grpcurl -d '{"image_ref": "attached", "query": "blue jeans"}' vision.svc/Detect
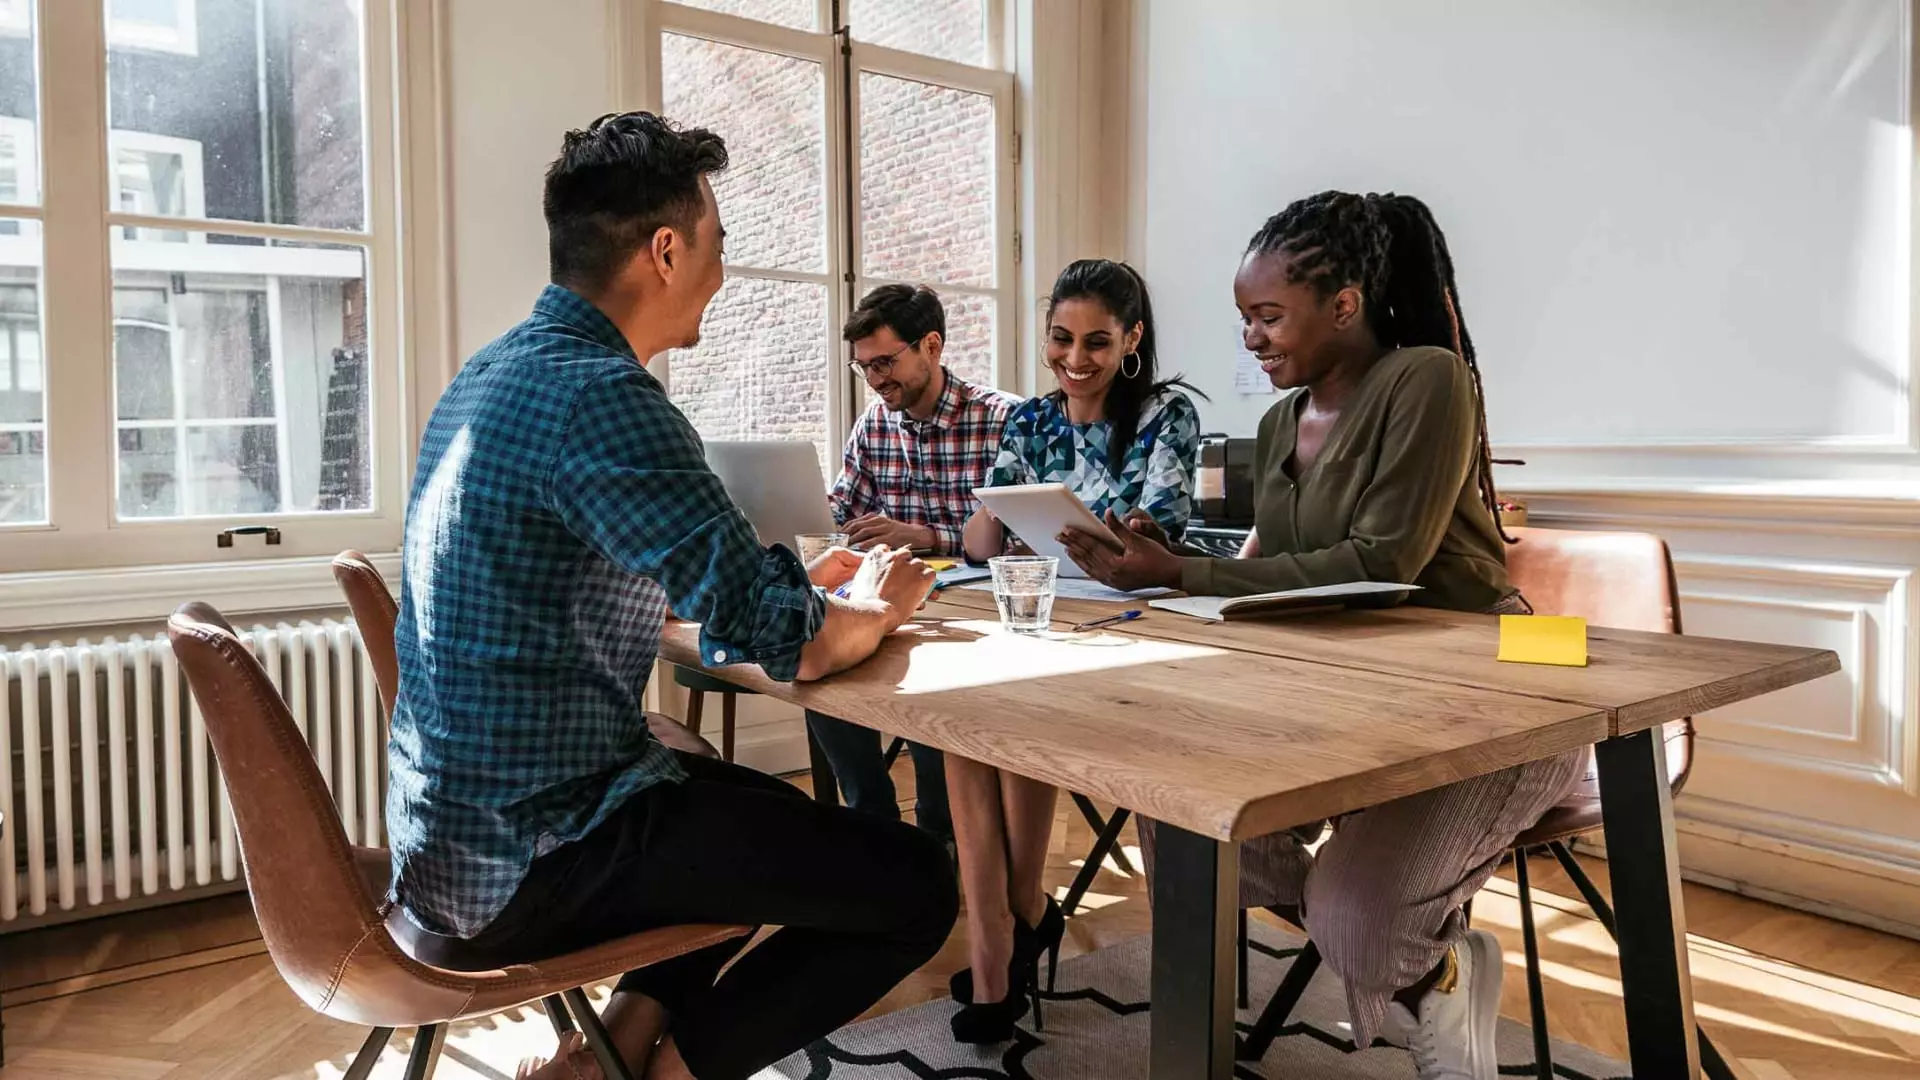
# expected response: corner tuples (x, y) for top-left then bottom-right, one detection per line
(804, 710), (951, 842)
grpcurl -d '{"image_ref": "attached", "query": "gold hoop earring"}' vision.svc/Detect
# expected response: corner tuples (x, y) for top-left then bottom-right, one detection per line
(1121, 352), (1142, 380)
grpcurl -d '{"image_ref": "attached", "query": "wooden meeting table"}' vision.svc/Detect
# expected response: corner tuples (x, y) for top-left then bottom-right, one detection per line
(661, 592), (1838, 1080)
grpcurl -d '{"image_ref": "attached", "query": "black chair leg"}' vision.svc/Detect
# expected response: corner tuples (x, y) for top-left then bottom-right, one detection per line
(1515, 849), (1555, 1079)
(402, 1024), (445, 1080)
(1071, 793), (1137, 874)
(1547, 841), (1739, 1080)
(1060, 806), (1132, 918)
(1237, 939), (1321, 1061)
(1548, 841), (1618, 934)
(342, 1026), (395, 1080)
(566, 986), (640, 1080)
(883, 735), (906, 767)
(1238, 908), (1251, 1009)
(720, 691), (737, 762)
(543, 994), (576, 1037)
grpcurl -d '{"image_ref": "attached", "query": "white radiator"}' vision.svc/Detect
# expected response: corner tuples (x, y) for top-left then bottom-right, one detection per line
(0, 619), (386, 926)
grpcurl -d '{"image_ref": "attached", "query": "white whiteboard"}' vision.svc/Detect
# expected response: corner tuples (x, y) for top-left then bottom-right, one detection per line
(1141, 0), (1912, 447)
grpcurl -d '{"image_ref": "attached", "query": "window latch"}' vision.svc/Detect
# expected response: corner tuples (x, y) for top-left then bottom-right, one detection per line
(217, 525), (283, 549)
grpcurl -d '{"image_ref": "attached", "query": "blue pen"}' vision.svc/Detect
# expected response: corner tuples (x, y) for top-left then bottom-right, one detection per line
(1071, 609), (1142, 632)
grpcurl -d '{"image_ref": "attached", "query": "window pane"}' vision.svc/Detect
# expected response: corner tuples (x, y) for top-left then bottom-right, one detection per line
(0, 230), (42, 523)
(673, 276), (830, 480)
(859, 73), (995, 286)
(0, 0), (38, 212)
(662, 35), (826, 274)
(183, 424), (280, 516)
(112, 234), (372, 519)
(670, 0), (816, 31)
(849, 0), (987, 66)
(0, 427), (45, 524)
(937, 290), (997, 391)
(117, 426), (177, 518)
(105, 0), (366, 230)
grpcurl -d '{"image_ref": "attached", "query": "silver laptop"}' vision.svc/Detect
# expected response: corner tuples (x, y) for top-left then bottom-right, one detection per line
(704, 440), (837, 550)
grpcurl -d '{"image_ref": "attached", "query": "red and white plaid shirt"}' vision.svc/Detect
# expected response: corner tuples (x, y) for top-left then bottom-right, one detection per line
(829, 368), (1019, 556)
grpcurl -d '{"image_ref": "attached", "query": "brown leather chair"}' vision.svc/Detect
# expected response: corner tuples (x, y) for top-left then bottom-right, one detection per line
(330, 551), (719, 760)
(1499, 528), (1731, 1079)
(167, 600), (751, 1080)
(1240, 529), (1730, 1076)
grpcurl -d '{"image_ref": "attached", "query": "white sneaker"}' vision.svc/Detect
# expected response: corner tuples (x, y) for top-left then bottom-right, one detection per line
(1387, 928), (1503, 1080)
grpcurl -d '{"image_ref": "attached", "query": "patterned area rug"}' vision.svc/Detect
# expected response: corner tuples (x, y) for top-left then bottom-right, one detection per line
(758, 924), (1631, 1079)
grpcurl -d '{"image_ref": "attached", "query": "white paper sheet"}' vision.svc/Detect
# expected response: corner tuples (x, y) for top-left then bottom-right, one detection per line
(1233, 326), (1275, 395)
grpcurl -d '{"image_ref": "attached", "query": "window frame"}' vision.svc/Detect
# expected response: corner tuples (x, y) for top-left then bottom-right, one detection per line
(639, 0), (1017, 467)
(0, 0), (407, 574)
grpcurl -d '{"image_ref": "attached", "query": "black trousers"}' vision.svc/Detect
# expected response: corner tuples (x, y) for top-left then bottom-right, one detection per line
(412, 752), (958, 1080)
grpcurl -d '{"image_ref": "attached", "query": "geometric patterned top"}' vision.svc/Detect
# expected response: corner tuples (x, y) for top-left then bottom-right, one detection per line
(987, 388), (1202, 538)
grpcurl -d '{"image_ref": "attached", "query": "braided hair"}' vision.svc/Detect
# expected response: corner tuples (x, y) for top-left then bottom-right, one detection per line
(1245, 192), (1513, 541)
(1045, 259), (1204, 478)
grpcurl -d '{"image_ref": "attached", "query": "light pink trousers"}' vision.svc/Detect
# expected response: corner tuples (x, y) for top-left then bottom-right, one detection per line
(1140, 748), (1586, 1045)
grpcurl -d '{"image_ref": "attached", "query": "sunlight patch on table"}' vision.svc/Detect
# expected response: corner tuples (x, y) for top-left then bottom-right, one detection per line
(893, 620), (1225, 695)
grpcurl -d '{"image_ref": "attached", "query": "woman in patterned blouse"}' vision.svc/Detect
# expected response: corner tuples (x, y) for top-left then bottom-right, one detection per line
(947, 259), (1202, 1043)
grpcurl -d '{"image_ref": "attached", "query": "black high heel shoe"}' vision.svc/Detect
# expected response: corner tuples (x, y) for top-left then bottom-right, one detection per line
(949, 970), (1033, 1044)
(949, 896), (1066, 1032)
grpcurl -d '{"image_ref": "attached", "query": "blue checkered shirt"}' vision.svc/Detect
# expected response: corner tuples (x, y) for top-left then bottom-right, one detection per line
(387, 285), (827, 937)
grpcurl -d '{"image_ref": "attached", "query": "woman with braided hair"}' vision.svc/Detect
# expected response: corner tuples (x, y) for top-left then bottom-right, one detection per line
(1062, 192), (1583, 1080)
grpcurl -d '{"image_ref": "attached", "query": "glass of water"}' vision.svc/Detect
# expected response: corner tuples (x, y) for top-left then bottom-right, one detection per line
(989, 555), (1059, 634)
(795, 532), (851, 565)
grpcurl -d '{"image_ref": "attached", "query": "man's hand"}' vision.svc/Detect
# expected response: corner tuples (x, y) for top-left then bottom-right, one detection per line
(1059, 508), (1184, 592)
(845, 513), (935, 552)
(805, 546), (865, 591)
(845, 545), (935, 619)
(875, 549), (938, 619)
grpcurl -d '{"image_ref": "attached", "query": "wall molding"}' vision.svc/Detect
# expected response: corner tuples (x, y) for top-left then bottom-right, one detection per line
(1578, 794), (1920, 939)
(1676, 554), (1916, 795)
(1511, 484), (1920, 536)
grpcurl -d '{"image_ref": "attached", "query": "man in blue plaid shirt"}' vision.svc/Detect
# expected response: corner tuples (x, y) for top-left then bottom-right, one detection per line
(388, 112), (954, 1080)
(809, 286), (1017, 848)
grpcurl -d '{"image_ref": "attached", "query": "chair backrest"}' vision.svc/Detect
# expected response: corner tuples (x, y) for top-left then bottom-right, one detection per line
(333, 550), (400, 714)
(168, 601), (464, 1024)
(1504, 527), (1694, 789)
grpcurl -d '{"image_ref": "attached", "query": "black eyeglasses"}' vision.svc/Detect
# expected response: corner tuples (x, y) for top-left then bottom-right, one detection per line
(847, 338), (921, 378)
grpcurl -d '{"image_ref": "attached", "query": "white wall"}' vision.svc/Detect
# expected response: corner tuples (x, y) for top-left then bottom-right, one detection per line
(445, 0), (616, 360)
(1136, 0), (1920, 935)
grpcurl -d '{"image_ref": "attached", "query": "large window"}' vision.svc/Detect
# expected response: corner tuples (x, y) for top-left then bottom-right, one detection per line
(650, 0), (1015, 478)
(0, 0), (402, 572)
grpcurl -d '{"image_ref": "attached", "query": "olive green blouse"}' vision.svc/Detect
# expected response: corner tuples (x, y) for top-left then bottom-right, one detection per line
(1178, 346), (1513, 612)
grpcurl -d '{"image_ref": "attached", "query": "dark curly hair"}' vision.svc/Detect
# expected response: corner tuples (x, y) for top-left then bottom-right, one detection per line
(1246, 192), (1510, 540)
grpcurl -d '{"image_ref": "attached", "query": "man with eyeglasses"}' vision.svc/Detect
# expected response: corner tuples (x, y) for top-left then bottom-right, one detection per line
(811, 283), (1018, 846)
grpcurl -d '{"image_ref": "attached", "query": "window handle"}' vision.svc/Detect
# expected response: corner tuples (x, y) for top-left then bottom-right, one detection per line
(216, 525), (283, 549)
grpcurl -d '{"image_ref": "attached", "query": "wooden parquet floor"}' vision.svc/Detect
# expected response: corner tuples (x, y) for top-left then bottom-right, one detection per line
(2, 764), (1917, 1079)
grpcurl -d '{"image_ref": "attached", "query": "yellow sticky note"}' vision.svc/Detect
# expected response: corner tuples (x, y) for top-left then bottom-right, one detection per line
(1498, 615), (1588, 667)
(924, 558), (957, 571)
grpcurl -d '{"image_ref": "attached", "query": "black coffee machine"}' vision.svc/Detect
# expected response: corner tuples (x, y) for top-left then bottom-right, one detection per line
(1185, 433), (1257, 557)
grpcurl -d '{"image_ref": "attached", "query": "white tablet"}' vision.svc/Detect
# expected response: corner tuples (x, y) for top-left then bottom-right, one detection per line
(973, 482), (1121, 578)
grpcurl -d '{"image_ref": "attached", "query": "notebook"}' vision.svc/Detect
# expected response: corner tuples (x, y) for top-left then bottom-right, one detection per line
(1148, 581), (1420, 622)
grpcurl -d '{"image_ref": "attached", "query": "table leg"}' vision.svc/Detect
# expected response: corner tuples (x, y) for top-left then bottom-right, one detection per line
(1151, 824), (1237, 1080)
(1596, 728), (1701, 1078)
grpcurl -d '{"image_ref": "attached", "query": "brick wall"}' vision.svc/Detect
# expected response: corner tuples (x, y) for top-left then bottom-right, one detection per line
(662, 1), (1001, 478)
